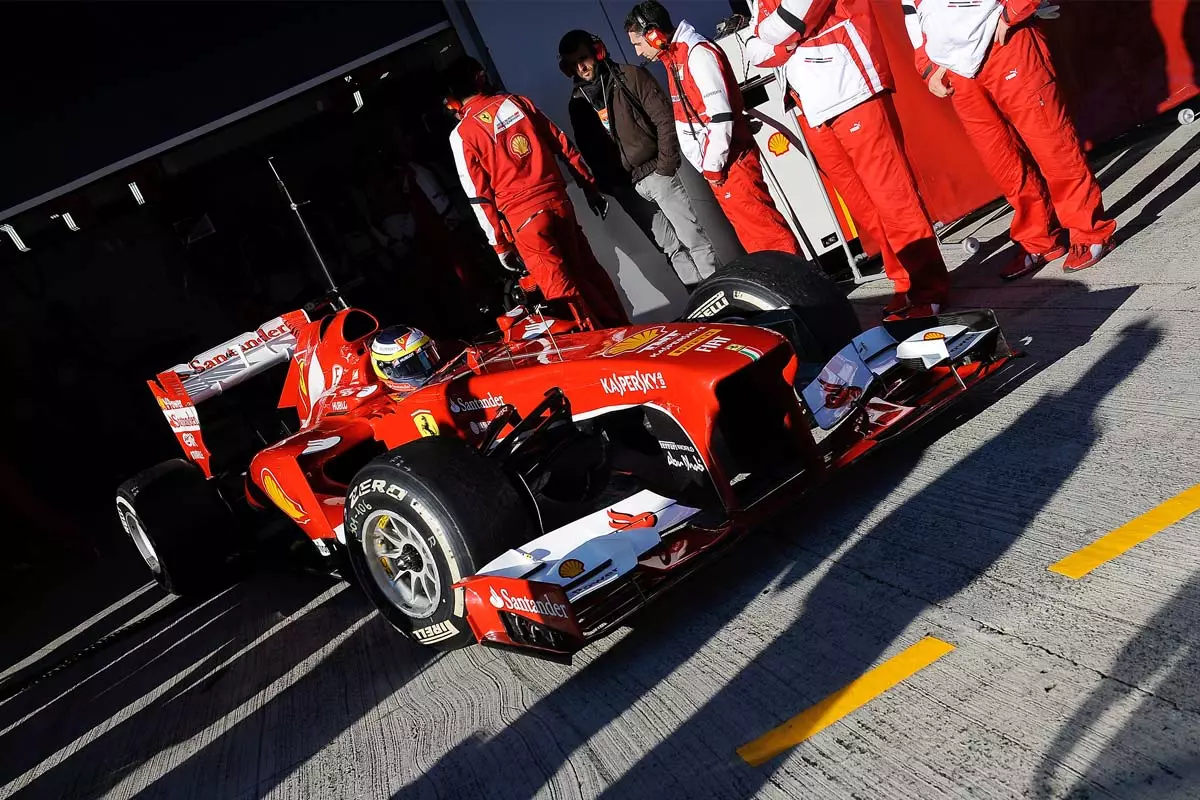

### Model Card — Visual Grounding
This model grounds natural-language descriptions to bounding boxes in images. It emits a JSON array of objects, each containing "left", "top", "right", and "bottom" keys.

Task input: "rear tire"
[
  {"left": 116, "top": 459, "right": 240, "bottom": 597},
  {"left": 343, "top": 437, "right": 538, "bottom": 652},
  {"left": 682, "top": 250, "right": 861, "bottom": 362}
]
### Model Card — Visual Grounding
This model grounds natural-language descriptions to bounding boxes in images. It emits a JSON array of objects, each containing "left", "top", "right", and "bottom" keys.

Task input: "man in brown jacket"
[{"left": 559, "top": 29, "right": 721, "bottom": 288}]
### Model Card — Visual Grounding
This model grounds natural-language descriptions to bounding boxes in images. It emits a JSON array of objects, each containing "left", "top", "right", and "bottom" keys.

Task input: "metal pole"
[{"left": 268, "top": 156, "right": 346, "bottom": 309}]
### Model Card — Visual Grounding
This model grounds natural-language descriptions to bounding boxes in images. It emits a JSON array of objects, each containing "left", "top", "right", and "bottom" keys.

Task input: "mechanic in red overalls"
[
  {"left": 443, "top": 56, "right": 630, "bottom": 329},
  {"left": 747, "top": 0, "right": 951, "bottom": 320},
  {"left": 625, "top": 1, "right": 801, "bottom": 256},
  {"left": 904, "top": 0, "right": 1118, "bottom": 277}
]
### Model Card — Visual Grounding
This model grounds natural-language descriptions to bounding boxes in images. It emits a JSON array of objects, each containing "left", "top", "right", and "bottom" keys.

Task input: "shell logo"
[
  {"left": 558, "top": 558, "right": 586, "bottom": 579},
  {"left": 923, "top": 331, "right": 947, "bottom": 341},
  {"left": 603, "top": 326, "right": 665, "bottom": 357},
  {"left": 261, "top": 469, "right": 307, "bottom": 521},
  {"left": 767, "top": 132, "right": 790, "bottom": 157},
  {"left": 509, "top": 134, "right": 532, "bottom": 158}
]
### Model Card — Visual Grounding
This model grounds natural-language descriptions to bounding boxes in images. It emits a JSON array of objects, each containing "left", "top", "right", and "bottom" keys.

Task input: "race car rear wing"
[{"left": 146, "top": 310, "right": 310, "bottom": 477}]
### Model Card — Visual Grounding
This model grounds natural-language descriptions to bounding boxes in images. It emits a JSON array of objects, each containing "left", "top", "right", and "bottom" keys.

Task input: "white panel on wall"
[{"left": 460, "top": 0, "right": 745, "bottom": 322}]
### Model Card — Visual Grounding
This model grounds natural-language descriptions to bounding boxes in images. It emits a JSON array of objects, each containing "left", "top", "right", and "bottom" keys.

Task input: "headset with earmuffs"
[
  {"left": 634, "top": 12, "right": 671, "bottom": 51},
  {"left": 558, "top": 33, "right": 609, "bottom": 78}
]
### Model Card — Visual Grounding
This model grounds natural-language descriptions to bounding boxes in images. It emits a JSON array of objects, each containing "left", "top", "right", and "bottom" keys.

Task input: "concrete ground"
[{"left": 4, "top": 117, "right": 1200, "bottom": 800}]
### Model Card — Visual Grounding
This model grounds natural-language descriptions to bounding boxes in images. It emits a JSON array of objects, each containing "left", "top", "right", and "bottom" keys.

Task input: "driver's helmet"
[{"left": 369, "top": 326, "right": 443, "bottom": 394}]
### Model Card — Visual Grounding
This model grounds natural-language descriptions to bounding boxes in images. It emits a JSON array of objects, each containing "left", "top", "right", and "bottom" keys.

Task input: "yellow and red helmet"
[{"left": 369, "top": 326, "right": 443, "bottom": 394}]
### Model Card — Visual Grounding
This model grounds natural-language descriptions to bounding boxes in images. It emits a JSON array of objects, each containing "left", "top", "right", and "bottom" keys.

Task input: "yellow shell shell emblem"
[
  {"left": 767, "top": 131, "right": 790, "bottom": 156},
  {"left": 558, "top": 558, "right": 585, "bottom": 579},
  {"left": 509, "top": 134, "right": 532, "bottom": 158},
  {"left": 923, "top": 331, "right": 947, "bottom": 341},
  {"left": 261, "top": 470, "right": 306, "bottom": 521}
]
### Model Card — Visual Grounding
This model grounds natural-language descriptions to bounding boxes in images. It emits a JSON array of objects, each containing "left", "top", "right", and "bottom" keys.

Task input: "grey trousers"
[{"left": 611, "top": 171, "right": 721, "bottom": 286}]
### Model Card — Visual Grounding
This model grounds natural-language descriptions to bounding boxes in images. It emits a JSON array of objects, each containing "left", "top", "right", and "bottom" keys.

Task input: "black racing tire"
[
  {"left": 681, "top": 250, "right": 862, "bottom": 363},
  {"left": 343, "top": 436, "right": 538, "bottom": 652},
  {"left": 116, "top": 459, "right": 241, "bottom": 597}
]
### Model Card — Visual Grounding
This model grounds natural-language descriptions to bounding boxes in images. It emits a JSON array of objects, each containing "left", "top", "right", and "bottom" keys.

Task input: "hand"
[
  {"left": 497, "top": 248, "right": 525, "bottom": 273},
  {"left": 994, "top": 17, "right": 1011, "bottom": 45},
  {"left": 927, "top": 65, "right": 954, "bottom": 98},
  {"left": 586, "top": 192, "right": 609, "bottom": 219},
  {"left": 1035, "top": 1, "right": 1060, "bottom": 19}
]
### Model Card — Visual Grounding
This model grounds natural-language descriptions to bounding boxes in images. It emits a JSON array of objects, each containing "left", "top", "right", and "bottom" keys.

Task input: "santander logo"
[{"left": 488, "top": 586, "right": 569, "bottom": 618}]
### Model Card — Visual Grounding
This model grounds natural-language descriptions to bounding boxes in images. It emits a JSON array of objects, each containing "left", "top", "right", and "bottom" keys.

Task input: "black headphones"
[{"left": 558, "top": 33, "right": 609, "bottom": 78}]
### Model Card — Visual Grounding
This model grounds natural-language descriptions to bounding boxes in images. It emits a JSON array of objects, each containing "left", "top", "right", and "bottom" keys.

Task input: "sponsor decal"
[
  {"left": 726, "top": 343, "right": 763, "bottom": 361},
  {"left": 302, "top": 436, "right": 341, "bottom": 455},
  {"left": 923, "top": 331, "right": 946, "bottom": 341},
  {"left": 475, "top": 109, "right": 494, "bottom": 125},
  {"left": 509, "top": 133, "right": 532, "bottom": 158},
  {"left": 411, "top": 410, "right": 440, "bottom": 438},
  {"left": 182, "top": 433, "right": 197, "bottom": 448},
  {"left": 313, "top": 539, "right": 330, "bottom": 557},
  {"left": 602, "top": 326, "right": 666, "bottom": 357},
  {"left": 695, "top": 335, "right": 731, "bottom": 354},
  {"left": 411, "top": 620, "right": 460, "bottom": 644},
  {"left": 666, "top": 449, "right": 706, "bottom": 473},
  {"left": 189, "top": 449, "right": 206, "bottom": 460},
  {"left": 608, "top": 508, "right": 659, "bottom": 530},
  {"left": 357, "top": 384, "right": 379, "bottom": 398},
  {"left": 558, "top": 558, "right": 585, "bottom": 579},
  {"left": 668, "top": 328, "right": 722, "bottom": 356},
  {"left": 600, "top": 370, "right": 667, "bottom": 397},
  {"left": 488, "top": 586, "right": 570, "bottom": 618},
  {"left": 767, "top": 131, "right": 790, "bottom": 156},
  {"left": 687, "top": 291, "right": 729, "bottom": 319},
  {"left": 164, "top": 406, "right": 200, "bottom": 433},
  {"left": 568, "top": 566, "right": 620, "bottom": 599},
  {"left": 186, "top": 322, "right": 291, "bottom": 373},
  {"left": 449, "top": 393, "right": 505, "bottom": 414},
  {"left": 330, "top": 400, "right": 350, "bottom": 413},
  {"left": 261, "top": 469, "right": 307, "bottom": 521},
  {"left": 494, "top": 105, "right": 526, "bottom": 132},
  {"left": 660, "top": 439, "right": 705, "bottom": 472}
]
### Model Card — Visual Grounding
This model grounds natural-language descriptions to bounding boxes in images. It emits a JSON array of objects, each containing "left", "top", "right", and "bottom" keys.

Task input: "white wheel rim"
[
  {"left": 116, "top": 497, "right": 161, "bottom": 575},
  {"left": 361, "top": 509, "right": 442, "bottom": 619}
]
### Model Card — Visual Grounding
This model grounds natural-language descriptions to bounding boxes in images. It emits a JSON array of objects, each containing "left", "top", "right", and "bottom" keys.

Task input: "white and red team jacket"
[
  {"left": 662, "top": 20, "right": 755, "bottom": 182},
  {"left": 449, "top": 93, "right": 597, "bottom": 253},
  {"left": 748, "top": 0, "right": 894, "bottom": 127},
  {"left": 901, "top": 0, "right": 1043, "bottom": 79}
]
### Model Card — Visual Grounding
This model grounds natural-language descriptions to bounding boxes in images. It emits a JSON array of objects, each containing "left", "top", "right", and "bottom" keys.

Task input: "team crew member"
[
  {"left": 444, "top": 56, "right": 630, "bottom": 328},
  {"left": 625, "top": 1, "right": 802, "bottom": 256},
  {"left": 904, "top": 0, "right": 1118, "bottom": 277},
  {"left": 559, "top": 28, "right": 721, "bottom": 288},
  {"left": 747, "top": 0, "right": 950, "bottom": 319}
]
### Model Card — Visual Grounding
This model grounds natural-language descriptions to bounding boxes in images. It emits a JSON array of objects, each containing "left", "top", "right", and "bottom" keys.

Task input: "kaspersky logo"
[{"left": 488, "top": 586, "right": 569, "bottom": 618}]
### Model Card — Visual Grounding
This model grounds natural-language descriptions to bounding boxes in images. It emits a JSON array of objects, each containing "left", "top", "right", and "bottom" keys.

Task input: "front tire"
[
  {"left": 116, "top": 459, "right": 240, "bottom": 597},
  {"left": 682, "top": 250, "right": 861, "bottom": 363},
  {"left": 343, "top": 437, "right": 538, "bottom": 652}
]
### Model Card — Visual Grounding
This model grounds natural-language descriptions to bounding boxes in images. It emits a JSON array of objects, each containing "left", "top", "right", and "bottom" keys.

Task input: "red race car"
[{"left": 116, "top": 253, "right": 1016, "bottom": 662}]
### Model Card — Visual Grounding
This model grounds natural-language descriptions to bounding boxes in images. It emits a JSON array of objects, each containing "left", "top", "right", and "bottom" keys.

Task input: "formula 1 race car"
[{"left": 116, "top": 252, "right": 1015, "bottom": 661}]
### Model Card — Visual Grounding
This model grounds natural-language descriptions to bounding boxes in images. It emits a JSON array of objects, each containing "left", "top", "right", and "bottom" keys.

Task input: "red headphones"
[
  {"left": 636, "top": 14, "right": 670, "bottom": 51},
  {"left": 558, "top": 34, "right": 608, "bottom": 78}
]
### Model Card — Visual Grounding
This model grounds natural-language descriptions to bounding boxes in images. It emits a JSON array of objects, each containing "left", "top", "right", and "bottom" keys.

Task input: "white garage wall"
[{"left": 456, "top": 0, "right": 747, "bottom": 321}]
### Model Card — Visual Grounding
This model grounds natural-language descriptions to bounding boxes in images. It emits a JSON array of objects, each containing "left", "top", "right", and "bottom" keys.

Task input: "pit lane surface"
[{"left": 4, "top": 119, "right": 1200, "bottom": 800}]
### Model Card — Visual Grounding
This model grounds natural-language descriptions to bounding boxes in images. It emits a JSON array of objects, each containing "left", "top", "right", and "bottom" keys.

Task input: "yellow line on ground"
[
  {"left": 1049, "top": 484, "right": 1200, "bottom": 580},
  {"left": 736, "top": 636, "right": 955, "bottom": 767}
]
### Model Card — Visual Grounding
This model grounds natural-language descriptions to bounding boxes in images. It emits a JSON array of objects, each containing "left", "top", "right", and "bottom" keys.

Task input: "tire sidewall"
[
  {"left": 115, "top": 490, "right": 174, "bottom": 593},
  {"left": 344, "top": 469, "right": 475, "bottom": 650},
  {"left": 682, "top": 278, "right": 790, "bottom": 321}
]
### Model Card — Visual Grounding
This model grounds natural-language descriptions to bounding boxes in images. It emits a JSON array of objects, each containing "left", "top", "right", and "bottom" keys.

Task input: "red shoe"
[
  {"left": 1063, "top": 241, "right": 1115, "bottom": 272},
  {"left": 999, "top": 243, "right": 1070, "bottom": 280},
  {"left": 884, "top": 302, "right": 942, "bottom": 322},
  {"left": 882, "top": 293, "right": 909, "bottom": 316}
]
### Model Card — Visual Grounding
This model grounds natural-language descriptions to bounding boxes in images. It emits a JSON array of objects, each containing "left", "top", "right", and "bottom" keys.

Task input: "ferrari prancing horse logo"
[
  {"left": 411, "top": 410, "right": 440, "bottom": 438},
  {"left": 509, "top": 134, "right": 531, "bottom": 158}
]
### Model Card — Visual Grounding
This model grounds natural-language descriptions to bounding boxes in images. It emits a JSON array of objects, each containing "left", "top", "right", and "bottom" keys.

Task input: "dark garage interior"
[{"left": 0, "top": 1, "right": 505, "bottom": 592}]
